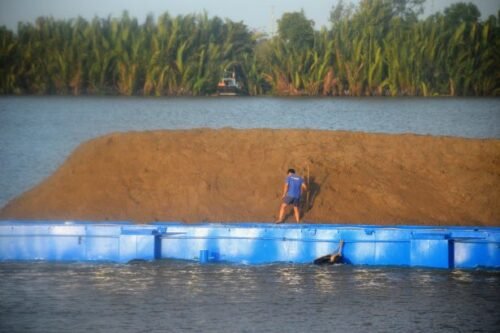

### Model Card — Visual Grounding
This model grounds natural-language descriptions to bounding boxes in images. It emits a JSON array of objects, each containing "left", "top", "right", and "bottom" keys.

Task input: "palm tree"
[{"left": 1, "top": 5, "right": 498, "bottom": 96}]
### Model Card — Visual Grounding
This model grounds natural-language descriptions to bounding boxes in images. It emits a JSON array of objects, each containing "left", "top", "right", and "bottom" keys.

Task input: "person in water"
[{"left": 276, "top": 169, "right": 308, "bottom": 223}]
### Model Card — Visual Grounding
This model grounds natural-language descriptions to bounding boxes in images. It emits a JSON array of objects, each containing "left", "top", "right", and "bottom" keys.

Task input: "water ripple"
[{"left": 1, "top": 261, "right": 499, "bottom": 332}]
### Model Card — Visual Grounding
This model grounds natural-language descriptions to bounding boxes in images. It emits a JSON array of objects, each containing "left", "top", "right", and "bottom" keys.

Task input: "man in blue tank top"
[{"left": 276, "top": 168, "right": 308, "bottom": 223}]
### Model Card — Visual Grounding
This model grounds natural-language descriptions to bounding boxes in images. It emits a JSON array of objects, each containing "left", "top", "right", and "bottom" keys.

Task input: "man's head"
[{"left": 287, "top": 168, "right": 295, "bottom": 175}]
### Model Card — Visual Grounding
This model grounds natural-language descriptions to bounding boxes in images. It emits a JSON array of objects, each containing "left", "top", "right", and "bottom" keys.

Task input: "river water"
[
  {"left": 0, "top": 96, "right": 499, "bottom": 208},
  {"left": 0, "top": 261, "right": 499, "bottom": 333},
  {"left": 1, "top": 97, "right": 499, "bottom": 332}
]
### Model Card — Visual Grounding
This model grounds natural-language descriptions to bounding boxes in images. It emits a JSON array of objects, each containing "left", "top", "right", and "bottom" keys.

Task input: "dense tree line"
[{"left": 0, "top": 0, "right": 498, "bottom": 96}]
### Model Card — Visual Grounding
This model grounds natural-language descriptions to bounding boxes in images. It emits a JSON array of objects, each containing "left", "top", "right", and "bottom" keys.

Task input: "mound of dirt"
[{"left": 1, "top": 129, "right": 499, "bottom": 225}]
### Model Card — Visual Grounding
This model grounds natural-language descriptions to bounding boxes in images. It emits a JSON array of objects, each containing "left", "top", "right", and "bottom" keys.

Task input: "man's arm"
[
  {"left": 282, "top": 183, "right": 289, "bottom": 198},
  {"left": 301, "top": 182, "right": 308, "bottom": 192}
]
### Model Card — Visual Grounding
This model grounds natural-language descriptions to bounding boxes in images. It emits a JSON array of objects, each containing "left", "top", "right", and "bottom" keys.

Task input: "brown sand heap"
[{"left": 1, "top": 129, "right": 499, "bottom": 225}]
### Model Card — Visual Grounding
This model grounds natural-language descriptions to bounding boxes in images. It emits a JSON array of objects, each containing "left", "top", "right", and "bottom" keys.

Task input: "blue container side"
[
  {"left": 85, "top": 235, "right": 119, "bottom": 261},
  {"left": 454, "top": 241, "right": 500, "bottom": 269},
  {"left": 0, "top": 221, "right": 498, "bottom": 269},
  {"left": 411, "top": 239, "right": 451, "bottom": 268},
  {"left": 0, "top": 221, "right": 158, "bottom": 263}
]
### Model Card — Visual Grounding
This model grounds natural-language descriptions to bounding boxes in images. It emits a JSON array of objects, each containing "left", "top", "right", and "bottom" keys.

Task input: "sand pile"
[{"left": 1, "top": 129, "right": 499, "bottom": 225}]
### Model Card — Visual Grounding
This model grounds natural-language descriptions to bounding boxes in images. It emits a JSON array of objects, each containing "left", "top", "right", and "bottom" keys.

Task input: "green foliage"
[
  {"left": 0, "top": 12, "right": 255, "bottom": 95},
  {"left": 443, "top": 2, "right": 481, "bottom": 26},
  {"left": 0, "top": 2, "right": 498, "bottom": 96},
  {"left": 277, "top": 11, "right": 315, "bottom": 51}
]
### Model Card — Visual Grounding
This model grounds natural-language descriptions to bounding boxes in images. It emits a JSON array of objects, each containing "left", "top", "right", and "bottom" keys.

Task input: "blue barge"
[{"left": 0, "top": 221, "right": 498, "bottom": 269}]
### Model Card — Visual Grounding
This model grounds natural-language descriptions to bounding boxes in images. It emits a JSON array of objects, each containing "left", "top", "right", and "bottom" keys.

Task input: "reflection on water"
[
  {"left": 277, "top": 266, "right": 305, "bottom": 292},
  {"left": 312, "top": 269, "right": 337, "bottom": 294},
  {"left": 451, "top": 269, "right": 475, "bottom": 283},
  {"left": 1, "top": 261, "right": 498, "bottom": 332}
]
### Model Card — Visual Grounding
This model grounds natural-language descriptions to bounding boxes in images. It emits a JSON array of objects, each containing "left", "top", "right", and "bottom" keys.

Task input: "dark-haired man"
[{"left": 276, "top": 168, "right": 307, "bottom": 223}]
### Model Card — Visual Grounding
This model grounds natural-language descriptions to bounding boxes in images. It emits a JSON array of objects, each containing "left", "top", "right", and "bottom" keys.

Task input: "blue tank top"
[{"left": 286, "top": 175, "right": 303, "bottom": 198}]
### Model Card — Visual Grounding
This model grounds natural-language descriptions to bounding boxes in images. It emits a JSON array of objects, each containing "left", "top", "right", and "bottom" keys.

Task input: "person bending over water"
[{"left": 276, "top": 169, "right": 307, "bottom": 223}]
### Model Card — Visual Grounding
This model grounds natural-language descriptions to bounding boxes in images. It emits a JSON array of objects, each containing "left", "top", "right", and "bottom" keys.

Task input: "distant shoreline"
[
  {"left": 1, "top": 5, "right": 497, "bottom": 97},
  {"left": 0, "top": 93, "right": 478, "bottom": 97}
]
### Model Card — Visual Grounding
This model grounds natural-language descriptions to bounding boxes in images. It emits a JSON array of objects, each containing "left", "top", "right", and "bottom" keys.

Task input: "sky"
[{"left": 0, "top": 0, "right": 499, "bottom": 33}]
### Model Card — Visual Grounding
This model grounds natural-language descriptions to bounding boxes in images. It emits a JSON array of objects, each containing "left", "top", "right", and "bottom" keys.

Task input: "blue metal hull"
[{"left": 0, "top": 221, "right": 498, "bottom": 269}]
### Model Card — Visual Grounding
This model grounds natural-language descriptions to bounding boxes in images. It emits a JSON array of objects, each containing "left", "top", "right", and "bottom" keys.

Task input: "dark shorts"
[{"left": 283, "top": 196, "right": 300, "bottom": 207}]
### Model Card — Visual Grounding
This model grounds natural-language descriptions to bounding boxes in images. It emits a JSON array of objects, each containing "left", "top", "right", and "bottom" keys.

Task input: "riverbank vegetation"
[{"left": 0, "top": 0, "right": 498, "bottom": 96}]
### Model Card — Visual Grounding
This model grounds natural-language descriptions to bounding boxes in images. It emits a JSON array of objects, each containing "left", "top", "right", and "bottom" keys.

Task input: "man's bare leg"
[
  {"left": 277, "top": 203, "right": 288, "bottom": 223},
  {"left": 293, "top": 206, "right": 300, "bottom": 223}
]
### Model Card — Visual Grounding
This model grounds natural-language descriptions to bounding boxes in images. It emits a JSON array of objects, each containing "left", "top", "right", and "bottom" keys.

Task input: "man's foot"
[{"left": 275, "top": 220, "right": 284, "bottom": 224}]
